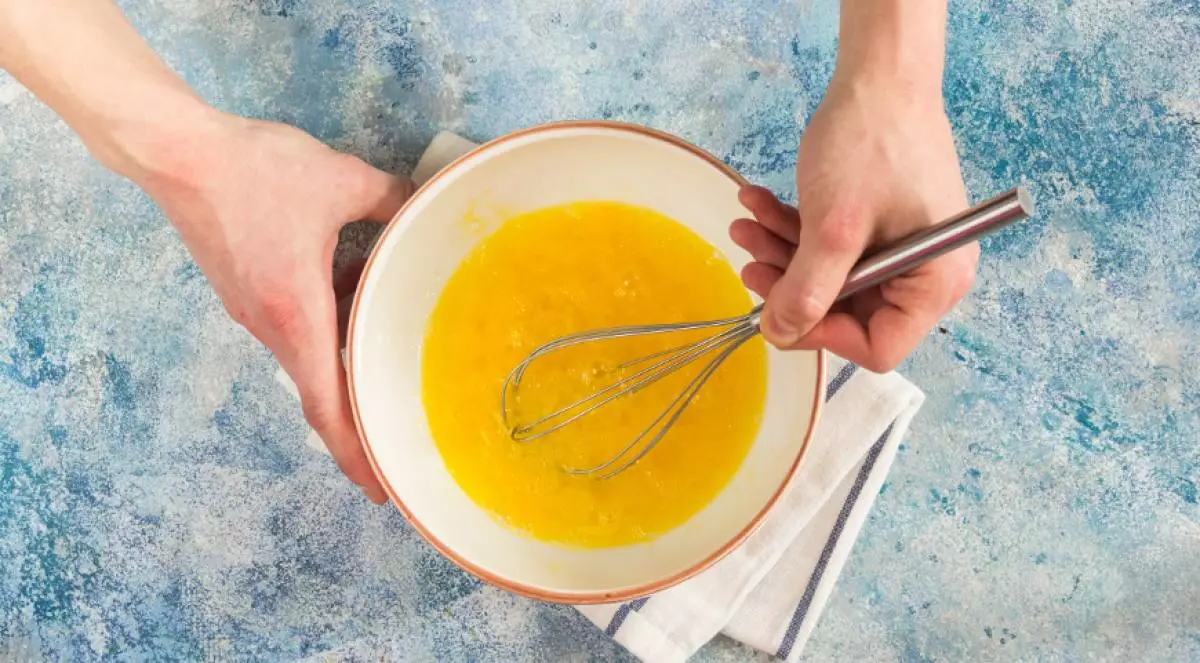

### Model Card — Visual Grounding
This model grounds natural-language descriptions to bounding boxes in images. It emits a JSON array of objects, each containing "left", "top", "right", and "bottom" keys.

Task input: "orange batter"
[{"left": 421, "top": 201, "right": 766, "bottom": 548}]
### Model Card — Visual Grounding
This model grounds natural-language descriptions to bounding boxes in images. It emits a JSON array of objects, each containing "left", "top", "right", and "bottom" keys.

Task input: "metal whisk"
[{"left": 501, "top": 186, "right": 1036, "bottom": 478}]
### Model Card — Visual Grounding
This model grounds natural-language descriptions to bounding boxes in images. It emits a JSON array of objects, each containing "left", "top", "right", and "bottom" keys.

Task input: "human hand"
[
  {"left": 0, "top": 1, "right": 410, "bottom": 501},
  {"left": 136, "top": 111, "right": 411, "bottom": 503},
  {"left": 730, "top": 78, "right": 977, "bottom": 373}
]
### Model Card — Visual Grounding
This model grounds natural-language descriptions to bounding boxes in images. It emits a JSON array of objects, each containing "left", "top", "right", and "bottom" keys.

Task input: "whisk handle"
[{"left": 837, "top": 186, "right": 1036, "bottom": 301}]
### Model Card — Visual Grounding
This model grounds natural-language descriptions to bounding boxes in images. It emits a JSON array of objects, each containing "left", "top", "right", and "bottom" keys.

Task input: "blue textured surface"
[{"left": 1, "top": 0, "right": 1198, "bottom": 660}]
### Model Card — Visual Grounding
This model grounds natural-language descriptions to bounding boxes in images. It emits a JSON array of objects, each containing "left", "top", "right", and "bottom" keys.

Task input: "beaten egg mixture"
[{"left": 421, "top": 201, "right": 766, "bottom": 548}]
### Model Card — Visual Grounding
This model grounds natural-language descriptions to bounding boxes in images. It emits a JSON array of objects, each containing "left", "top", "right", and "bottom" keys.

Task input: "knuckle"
[
  {"left": 338, "top": 152, "right": 367, "bottom": 173},
  {"left": 930, "top": 249, "right": 979, "bottom": 306},
  {"left": 862, "top": 354, "right": 898, "bottom": 374},
  {"left": 780, "top": 294, "right": 825, "bottom": 327},
  {"left": 814, "top": 212, "right": 863, "bottom": 253},
  {"left": 257, "top": 289, "right": 305, "bottom": 340},
  {"left": 951, "top": 268, "right": 977, "bottom": 301},
  {"left": 342, "top": 463, "right": 376, "bottom": 489},
  {"left": 339, "top": 154, "right": 372, "bottom": 194},
  {"left": 952, "top": 252, "right": 980, "bottom": 298},
  {"left": 865, "top": 343, "right": 908, "bottom": 374},
  {"left": 301, "top": 397, "right": 336, "bottom": 433},
  {"left": 222, "top": 299, "right": 252, "bottom": 328}
]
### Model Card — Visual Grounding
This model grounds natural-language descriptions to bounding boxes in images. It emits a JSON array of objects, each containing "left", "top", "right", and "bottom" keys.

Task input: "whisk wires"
[{"left": 500, "top": 310, "right": 761, "bottom": 479}]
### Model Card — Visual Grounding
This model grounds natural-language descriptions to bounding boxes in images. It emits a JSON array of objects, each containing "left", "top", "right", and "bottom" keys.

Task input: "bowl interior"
[{"left": 350, "top": 124, "right": 821, "bottom": 601}]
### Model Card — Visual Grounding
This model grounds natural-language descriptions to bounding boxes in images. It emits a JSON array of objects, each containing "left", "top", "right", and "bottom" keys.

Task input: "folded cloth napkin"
[{"left": 279, "top": 132, "right": 926, "bottom": 662}]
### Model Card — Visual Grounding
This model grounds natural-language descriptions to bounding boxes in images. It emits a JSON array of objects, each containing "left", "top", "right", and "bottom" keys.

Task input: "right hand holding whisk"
[{"left": 729, "top": 50, "right": 977, "bottom": 374}]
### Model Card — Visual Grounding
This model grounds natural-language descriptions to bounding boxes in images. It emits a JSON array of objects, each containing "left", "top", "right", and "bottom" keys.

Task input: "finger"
[
  {"left": 849, "top": 248, "right": 977, "bottom": 368},
  {"left": 794, "top": 312, "right": 871, "bottom": 357},
  {"left": 264, "top": 267, "right": 388, "bottom": 504},
  {"left": 762, "top": 206, "right": 868, "bottom": 347},
  {"left": 730, "top": 219, "right": 795, "bottom": 270},
  {"left": 738, "top": 185, "right": 800, "bottom": 243},
  {"left": 740, "top": 262, "right": 784, "bottom": 300},
  {"left": 797, "top": 250, "right": 977, "bottom": 372},
  {"left": 873, "top": 247, "right": 977, "bottom": 323},
  {"left": 342, "top": 156, "right": 415, "bottom": 224},
  {"left": 844, "top": 284, "right": 890, "bottom": 324},
  {"left": 799, "top": 305, "right": 932, "bottom": 373}
]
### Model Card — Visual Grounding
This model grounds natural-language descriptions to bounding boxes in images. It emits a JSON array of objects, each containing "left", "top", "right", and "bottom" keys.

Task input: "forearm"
[
  {"left": 0, "top": 0, "right": 220, "bottom": 185},
  {"left": 834, "top": 1, "right": 948, "bottom": 100}
]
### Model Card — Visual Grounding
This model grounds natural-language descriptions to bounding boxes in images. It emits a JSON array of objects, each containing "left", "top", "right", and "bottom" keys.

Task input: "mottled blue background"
[{"left": 1, "top": 0, "right": 1198, "bottom": 660}]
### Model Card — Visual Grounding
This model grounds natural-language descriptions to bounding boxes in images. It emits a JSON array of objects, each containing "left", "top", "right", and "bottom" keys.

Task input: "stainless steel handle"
[{"left": 837, "top": 186, "right": 1036, "bottom": 301}]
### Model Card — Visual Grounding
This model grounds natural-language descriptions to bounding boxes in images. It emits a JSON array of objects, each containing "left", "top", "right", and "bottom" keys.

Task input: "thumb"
[
  {"left": 762, "top": 211, "right": 866, "bottom": 347},
  {"left": 263, "top": 266, "right": 388, "bottom": 504},
  {"left": 342, "top": 156, "right": 415, "bottom": 224}
]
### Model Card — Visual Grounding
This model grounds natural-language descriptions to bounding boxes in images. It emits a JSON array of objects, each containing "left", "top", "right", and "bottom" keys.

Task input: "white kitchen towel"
[{"left": 279, "top": 132, "right": 926, "bottom": 662}]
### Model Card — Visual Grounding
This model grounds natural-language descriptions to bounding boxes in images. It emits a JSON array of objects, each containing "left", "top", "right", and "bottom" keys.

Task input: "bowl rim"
[{"left": 346, "top": 119, "right": 827, "bottom": 604}]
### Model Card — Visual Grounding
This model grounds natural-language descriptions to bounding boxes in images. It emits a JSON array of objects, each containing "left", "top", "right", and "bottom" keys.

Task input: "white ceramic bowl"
[{"left": 347, "top": 121, "right": 825, "bottom": 603}]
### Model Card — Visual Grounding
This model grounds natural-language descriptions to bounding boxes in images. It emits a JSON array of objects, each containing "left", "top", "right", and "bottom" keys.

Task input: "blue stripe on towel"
[
  {"left": 606, "top": 362, "right": 860, "bottom": 638},
  {"left": 605, "top": 596, "right": 650, "bottom": 636},
  {"left": 774, "top": 422, "right": 895, "bottom": 660},
  {"left": 825, "top": 362, "right": 857, "bottom": 401}
]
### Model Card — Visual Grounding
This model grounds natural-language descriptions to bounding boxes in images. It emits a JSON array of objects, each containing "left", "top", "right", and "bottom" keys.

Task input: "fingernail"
[{"left": 767, "top": 309, "right": 801, "bottom": 346}]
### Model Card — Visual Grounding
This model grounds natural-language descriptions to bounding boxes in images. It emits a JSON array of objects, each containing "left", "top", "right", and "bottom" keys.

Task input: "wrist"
[
  {"left": 832, "top": 1, "right": 947, "bottom": 105},
  {"left": 87, "top": 92, "right": 234, "bottom": 194},
  {"left": 827, "top": 67, "right": 946, "bottom": 119}
]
